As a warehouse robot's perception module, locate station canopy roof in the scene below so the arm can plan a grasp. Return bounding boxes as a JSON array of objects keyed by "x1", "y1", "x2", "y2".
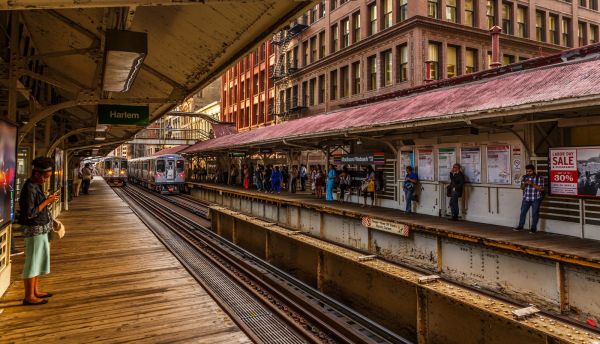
[
  {"x1": 183, "y1": 43, "x2": 600, "y2": 156},
  {"x1": 2, "y1": 1, "x2": 310, "y2": 155}
]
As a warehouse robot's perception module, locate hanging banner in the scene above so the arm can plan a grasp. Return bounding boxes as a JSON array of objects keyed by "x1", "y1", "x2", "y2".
[
  {"x1": 487, "y1": 145, "x2": 511, "y2": 184},
  {"x1": 549, "y1": 147, "x2": 583, "y2": 197},
  {"x1": 400, "y1": 151, "x2": 414, "y2": 174},
  {"x1": 461, "y1": 147, "x2": 481, "y2": 183},
  {"x1": 417, "y1": 149, "x2": 434, "y2": 181},
  {"x1": 340, "y1": 152, "x2": 385, "y2": 166},
  {"x1": 438, "y1": 148, "x2": 456, "y2": 182}
]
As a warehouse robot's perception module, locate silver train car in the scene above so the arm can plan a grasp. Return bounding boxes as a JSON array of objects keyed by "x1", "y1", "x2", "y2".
[
  {"x1": 128, "y1": 154, "x2": 186, "y2": 194},
  {"x1": 96, "y1": 157, "x2": 128, "y2": 186}
]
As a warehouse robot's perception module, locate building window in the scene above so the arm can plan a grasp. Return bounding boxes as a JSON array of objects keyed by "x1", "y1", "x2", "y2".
[
  {"x1": 340, "y1": 65, "x2": 349, "y2": 98},
  {"x1": 578, "y1": 22, "x2": 587, "y2": 46},
  {"x1": 302, "y1": 13, "x2": 308, "y2": 26},
  {"x1": 502, "y1": 2, "x2": 512, "y2": 35},
  {"x1": 536, "y1": 11, "x2": 545, "y2": 42},
  {"x1": 428, "y1": 42, "x2": 441, "y2": 80},
  {"x1": 446, "y1": 0, "x2": 457, "y2": 23},
  {"x1": 487, "y1": 0, "x2": 496, "y2": 28},
  {"x1": 302, "y1": 81, "x2": 308, "y2": 106},
  {"x1": 303, "y1": 41, "x2": 309, "y2": 66},
  {"x1": 318, "y1": 74, "x2": 325, "y2": 104},
  {"x1": 428, "y1": 0, "x2": 440, "y2": 19},
  {"x1": 591, "y1": 24, "x2": 599, "y2": 43},
  {"x1": 399, "y1": 0, "x2": 408, "y2": 22},
  {"x1": 369, "y1": 4, "x2": 378, "y2": 36},
  {"x1": 549, "y1": 14, "x2": 558, "y2": 45},
  {"x1": 562, "y1": 17, "x2": 572, "y2": 47},
  {"x1": 465, "y1": 48, "x2": 477, "y2": 74},
  {"x1": 341, "y1": 18, "x2": 350, "y2": 48},
  {"x1": 319, "y1": 31, "x2": 326, "y2": 58},
  {"x1": 592, "y1": 0, "x2": 599, "y2": 10},
  {"x1": 310, "y1": 5, "x2": 317, "y2": 24},
  {"x1": 397, "y1": 44, "x2": 408, "y2": 82},
  {"x1": 352, "y1": 12, "x2": 361, "y2": 43},
  {"x1": 259, "y1": 70, "x2": 265, "y2": 91},
  {"x1": 447, "y1": 45, "x2": 459, "y2": 78},
  {"x1": 331, "y1": 23, "x2": 339, "y2": 53},
  {"x1": 464, "y1": 0, "x2": 474, "y2": 27},
  {"x1": 310, "y1": 36, "x2": 317, "y2": 62},
  {"x1": 330, "y1": 0, "x2": 337, "y2": 11},
  {"x1": 309, "y1": 78, "x2": 316, "y2": 106},
  {"x1": 381, "y1": 50, "x2": 392, "y2": 87},
  {"x1": 320, "y1": 1, "x2": 326, "y2": 18},
  {"x1": 351, "y1": 61, "x2": 361, "y2": 95},
  {"x1": 580, "y1": 0, "x2": 587, "y2": 7},
  {"x1": 502, "y1": 54, "x2": 514, "y2": 65},
  {"x1": 383, "y1": 0, "x2": 393, "y2": 29},
  {"x1": 516, "y1": 6, "x2": 527, "y2": 38},
  {"x1": 367, "y1": 55, "x2": 377, "y2": 91},
  {"x1": 330, "y1": 70, "x2": 338, "y2": 100}
]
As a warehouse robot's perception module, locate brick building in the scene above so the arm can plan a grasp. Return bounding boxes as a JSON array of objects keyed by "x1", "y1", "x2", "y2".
[{"x1": 221, "y1": 0, "x2": 600, "y2": 130}]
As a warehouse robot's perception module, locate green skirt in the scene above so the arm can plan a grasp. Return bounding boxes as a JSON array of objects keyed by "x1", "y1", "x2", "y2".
[{"x1": 22, "y1": 233, "x2": 50, "y2": 279}]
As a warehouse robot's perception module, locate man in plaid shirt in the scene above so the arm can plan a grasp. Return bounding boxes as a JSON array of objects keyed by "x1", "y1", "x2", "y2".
[{"x1": 514, "y1": 164, "x2": 545, "y2": 233}]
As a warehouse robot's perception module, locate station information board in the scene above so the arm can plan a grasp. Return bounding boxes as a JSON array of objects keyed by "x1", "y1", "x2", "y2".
[{"x1": 549, "y1": 146, "x2": 600, "y2": 198}]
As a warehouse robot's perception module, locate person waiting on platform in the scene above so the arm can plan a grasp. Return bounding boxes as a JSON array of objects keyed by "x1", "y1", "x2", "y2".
[
  {"x1": 263, "y1": 165, "x2": 272, "y2": 192},
  {"x1": 270, "y1": 166, "x2": 282, "y2": 193},
  {"x1": 255, "y1": 165, "x2": 264, "y2": 191},
  {"x1": 339, "y1": 167, "x2": 351, "y2": 203},
  {"x1": 514, "y1": 164, "x2": 545, "y2": 233},
  {"x1": 228, "y1": 164, "x2": 238, "y2": 186},
  {"x1": 315, "y1": 165, "x2": 325, "y2": 199},
  {"x1": 326, "y1": 165, "x2": 337, "y2": 202},
  {"x1": 299, "y1": 164, "x2": 308, "y2": 191},
  {"x1": 81, "y1": 163, "x2": 93, "y2": 194},
  {"x1": 362, "y1": 165, "x2": 376, "y2": 207},
  {"x1": 403, "y1": 166, "x2": 418, "y2": 214},
  {"x1": 19, "y1": 157, "x2": 59, "y2": 306},
  {"x1": 448, "y1": 163, "x2": 465, "y2": 221},
  {"x1": 290, "y1": 165, "x2": 298, "y2": 193},
  {"x1": 242, "y1": 164, "x2": 249, "y2": 189}
]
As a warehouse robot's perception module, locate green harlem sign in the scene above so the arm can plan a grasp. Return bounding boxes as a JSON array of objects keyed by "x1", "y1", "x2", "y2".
[{"x1": 98, "y1": 105, "x2": 149, "y2": 126}]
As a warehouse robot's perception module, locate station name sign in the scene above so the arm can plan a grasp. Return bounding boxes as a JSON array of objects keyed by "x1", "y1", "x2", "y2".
[
  {"x1": 339, "y1": 152, "x2": 385, "y2": 166},
  {"x1": 98, "y1": 105, "x2": 149, "y2": 126}
]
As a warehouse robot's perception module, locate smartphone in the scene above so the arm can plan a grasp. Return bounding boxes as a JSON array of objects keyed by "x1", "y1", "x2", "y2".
[{"x1": 53, "y1": 189, "x2": 62, "y2": 196}]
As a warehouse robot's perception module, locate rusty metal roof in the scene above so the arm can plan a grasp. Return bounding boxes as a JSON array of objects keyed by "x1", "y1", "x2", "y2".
[
  {"x1": 153, "y1": 144, "x2": 189, "y2": 156},
  {"x1": 183, "y1": 51, "x2": 600, "y2": 155}
]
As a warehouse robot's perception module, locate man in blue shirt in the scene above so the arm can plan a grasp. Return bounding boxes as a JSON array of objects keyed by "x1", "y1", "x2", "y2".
[
  {"x1": 403, "y1": 166, "x2": 418, "y2": 214},
  {"x1": 515, "y1": 164, "x2": 545, "y2": 233}
]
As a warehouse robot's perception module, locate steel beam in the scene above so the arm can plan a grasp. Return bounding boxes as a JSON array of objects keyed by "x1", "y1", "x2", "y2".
[
  {"x1": 1, "y1": 0, "x2": 276, "y2": 10},
  {"x1": 46, "y1": 127, "x2": 97, "y2": 157}
]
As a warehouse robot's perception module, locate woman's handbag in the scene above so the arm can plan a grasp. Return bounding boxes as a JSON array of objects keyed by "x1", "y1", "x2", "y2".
[
  {"x1": 51, "y1": 218, "x2": 66, "y2": 239},
  {"x1": 360, "y1": 181, "x2": 368, "y2": 192}
]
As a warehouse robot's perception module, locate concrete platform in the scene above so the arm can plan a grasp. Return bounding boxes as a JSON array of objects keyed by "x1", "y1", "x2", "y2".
[{"x1": 0, "y1": 178, "x2": 250, "y2": 343}]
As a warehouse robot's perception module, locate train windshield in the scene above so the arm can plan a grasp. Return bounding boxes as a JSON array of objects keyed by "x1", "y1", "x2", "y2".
[
  {"x1": 156, "y1": 160, "x2": 165, "y2": 172},
  {"x1": 104, "y1": 161, "x2": 111, "y2": 169},
  {"x1": 121, "y1": 161, "x2": 128, "y2": 169},
  {"x1": 176, "y1": 160, "x2": 184, "y2": 172}
]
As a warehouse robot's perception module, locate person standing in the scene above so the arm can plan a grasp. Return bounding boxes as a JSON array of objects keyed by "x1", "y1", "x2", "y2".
[
  {"x1": 339, "y1": 168, "x2": 351, "y2": 203},
  {"x1": 448, "y1": 163, "x2": 465, "y2": 221},
  {"x1": 290, "y1": 165, "x2": 298, "y2": 193},
  {"x1": 299, "y1": 164, "x2": 307, "y2": 191},
  {"x1": 515, "y1": 164, "x2": 545, "y2": 233},
  {"x1": 315, "y1": 166, "x2": 325, "y2": 199},
  {"x1": 19, "y1": 157, "x2": 59, "y2": 305},
  {"x1": 81, "y1": 163, "x2": 93, "y2": 194},
  {"x1": 270, "y1": 166, "x2": 282, "y2": 193},
  {"x1": 362, "y1": 166, "x2": 376, "y2": 207},
  {"x1": 242, "y1": 164, "x2": 249, "y2": 189},
  {"x1": 403, "y1": 166, "x2": 418, "y2": 214},
  {"x1": 326, "y1": 165, "x2": 337, "y2": 201}
]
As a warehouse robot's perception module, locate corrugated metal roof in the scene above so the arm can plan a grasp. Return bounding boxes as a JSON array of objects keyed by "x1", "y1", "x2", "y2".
[
  {"x1": 211, "y1": 122, "x2": 237, "y2": 138},
  {"x1": 183, "y1": 54, "x2": 600, "y2": 155},
  {"x1": 153, "y1": 145, "x2": 189, "y2": 156}
]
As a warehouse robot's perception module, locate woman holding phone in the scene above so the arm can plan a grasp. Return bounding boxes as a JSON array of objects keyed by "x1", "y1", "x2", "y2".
[{"x1": 19, "y1": 157, "x2": 59, "y2": 305}]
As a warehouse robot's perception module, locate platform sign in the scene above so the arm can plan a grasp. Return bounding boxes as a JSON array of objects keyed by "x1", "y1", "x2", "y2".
[
  {"x1": 98, "y1": 105, "x2": 149, "y2": 126},
  {"x1": 340, "y1": 152, "x2": 385, "y2": 166},
  {"x1": 548, "y1": 147, "x2": 600, "y2": 198},
  {"x1": 362, "y1": 216, "x2": 409, "y2": 237}
]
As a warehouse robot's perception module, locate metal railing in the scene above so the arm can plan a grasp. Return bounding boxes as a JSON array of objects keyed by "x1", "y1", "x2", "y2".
[{"x1": 134, "y1": 128, "x2": 212, "y2": 141}]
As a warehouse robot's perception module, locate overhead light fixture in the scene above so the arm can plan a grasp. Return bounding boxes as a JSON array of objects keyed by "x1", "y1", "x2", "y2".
[
  {"x1": 96, "y1": 124, "x2": 109, "y2": 132},
  {"x1": 94, "y1": 136, "x2": 106, "y2": 141},
  {"x1": 356, "y1": 140, "x2": 363, "y2": 145},
  {"x1": 102, "y1": 30, "x2": 148, "y2": 92}
]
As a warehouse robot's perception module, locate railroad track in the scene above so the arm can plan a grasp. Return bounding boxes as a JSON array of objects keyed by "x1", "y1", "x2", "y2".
[{"x1": 116, "y1": 185, "x2": 410, "y2": 344}]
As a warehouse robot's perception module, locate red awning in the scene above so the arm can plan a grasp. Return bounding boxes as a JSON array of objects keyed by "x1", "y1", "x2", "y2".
[
  {"x1": 184, "y1": 54, "x2": 600, "y2": 155},
  {"x1": 153, "y1": 145, "x2": 189, "y2": 156}
]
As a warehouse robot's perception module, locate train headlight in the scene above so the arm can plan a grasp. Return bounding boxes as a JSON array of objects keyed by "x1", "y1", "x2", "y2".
[
  {"x1": 108, "y1": 170, "x2": 114, "y2": 175},
  {"x1": 120, "y1": 170, "x2": 125, "y2": 175}
]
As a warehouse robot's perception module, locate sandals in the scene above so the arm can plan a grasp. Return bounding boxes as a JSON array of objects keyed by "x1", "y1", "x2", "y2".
[
  {"x1": 22, "y1": 298, "x2": 48, "y2": 306},
  {"x1": 37, "y1": 293, "x2": 53, "y2": 298}
]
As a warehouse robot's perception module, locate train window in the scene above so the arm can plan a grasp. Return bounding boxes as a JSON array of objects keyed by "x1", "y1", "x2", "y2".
[
  {"x1": 176, "y1": 160, "x2": 184, "y2": 172},
  {"x1": 122, "y1": 161, "x2": 127, "y2": 168},
  {"x1": 157, "y1": 160, "x2": 165, "y2": 172},
  {"x1": 104, "y1": 161, "x2": 111, "y2": 169},
  {"x1": 143, "y1": 161, "x2": 148, "y2": 170}
]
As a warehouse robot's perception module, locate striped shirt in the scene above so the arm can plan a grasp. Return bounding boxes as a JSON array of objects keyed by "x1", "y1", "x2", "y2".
[{"x1": 522, "y1": 175, "x2": 544, "y2": 201}]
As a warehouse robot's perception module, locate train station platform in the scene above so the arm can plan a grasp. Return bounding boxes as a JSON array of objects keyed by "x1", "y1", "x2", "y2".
[
  {"x1": 0, "y1": 178, "x2": 250, "y2": 343},
  {"x1": 189, "y1": 182, "x2": 600, "y2": 321}
]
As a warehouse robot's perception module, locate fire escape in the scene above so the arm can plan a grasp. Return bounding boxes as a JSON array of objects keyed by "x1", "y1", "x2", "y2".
[{"x1": 269, "y1": 22, "x2": 308, "y2": 121}]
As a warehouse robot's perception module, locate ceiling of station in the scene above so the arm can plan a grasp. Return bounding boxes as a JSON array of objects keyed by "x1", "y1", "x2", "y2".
[{"x1": 1, "y1": 1, "x2": 311, "y2": 155}]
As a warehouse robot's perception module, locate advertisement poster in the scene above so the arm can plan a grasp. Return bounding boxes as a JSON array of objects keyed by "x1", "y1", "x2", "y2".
[
  {"x1": 547, "y1": 147, "x2": 600, "y2": 198},
  {"x1": 438, "y1": 148, "x2": 456, "y2": 182},
  {"x1": 54, "y1": 148, "x2": 64, "y2": 192},
  {"x1": 460, "y1": 147, "x2": 481, "y2": 183},
  {"x1": 0, "y1": 119, "x2": 17, "y2": 228},
  {"x1": 400, "y1": 151, "x2": 414, "y2": 176},
  {"x1": 487, "y1": 145, "x2": 511, "y2": 184},
  {"x1": 417, "y1": 149, "x2": 434, "y2": 181}
]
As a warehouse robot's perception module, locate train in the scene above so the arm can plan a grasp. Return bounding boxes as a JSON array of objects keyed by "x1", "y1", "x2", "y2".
[
  {"x1": 96, "y1": 157, "x2": 128, "y2": 186},
  {"x1": 128, "y1": 154, "x2": 186, "y2": 194}
]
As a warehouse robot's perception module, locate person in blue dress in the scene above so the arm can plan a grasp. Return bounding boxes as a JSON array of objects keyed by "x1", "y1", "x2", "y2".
[
  {"x1": 326, "y1": 165, "x2": 337, "y2": 201},
  {"x1": 403, "y1": 166, "x2": 418, "y2": 214},
  {"x1": 270, "y1": 166, "x2": 282, "y2": 193}
]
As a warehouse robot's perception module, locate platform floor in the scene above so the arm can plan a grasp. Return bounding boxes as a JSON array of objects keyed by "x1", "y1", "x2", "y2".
[
  {"x1": 194, "y1": 183, "x2": 600, "y2": 268},
  {"x1": 0, "y1": 178, "x2": 250, "y2": 343}
]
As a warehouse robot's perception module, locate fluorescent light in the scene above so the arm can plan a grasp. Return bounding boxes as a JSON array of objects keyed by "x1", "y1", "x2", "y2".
[
  {"x1": 94, "y1": 136, "x2": 106, "y2": 141},
  {"x1": 96, "y1": 124, "x2": 109, "y2": 132},
  {"x1": 102, "y1": 30, "x2": 147, "y2": 93}
]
